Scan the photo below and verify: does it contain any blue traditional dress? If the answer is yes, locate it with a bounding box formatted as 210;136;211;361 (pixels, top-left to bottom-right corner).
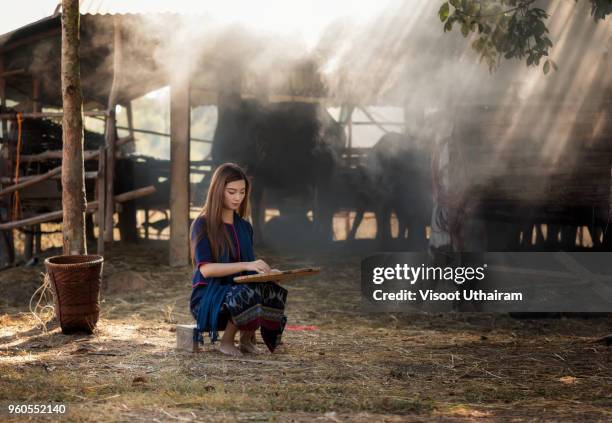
189;211;288;352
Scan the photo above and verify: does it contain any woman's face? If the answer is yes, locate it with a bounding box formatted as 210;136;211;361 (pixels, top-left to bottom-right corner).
223;179;246;211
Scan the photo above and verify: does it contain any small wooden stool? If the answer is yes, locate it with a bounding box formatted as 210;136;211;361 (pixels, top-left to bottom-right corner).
176;324;200;352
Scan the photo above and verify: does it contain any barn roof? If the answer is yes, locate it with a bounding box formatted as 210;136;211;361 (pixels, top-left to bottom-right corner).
0;8;338;111
0;0;425;111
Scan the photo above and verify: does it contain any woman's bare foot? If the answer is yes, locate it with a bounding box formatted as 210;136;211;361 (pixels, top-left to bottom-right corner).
239;341;260;354
218;321;242;356
239;331;260;354
218;341;243;356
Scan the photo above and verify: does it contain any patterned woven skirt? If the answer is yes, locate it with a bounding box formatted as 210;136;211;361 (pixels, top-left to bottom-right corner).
191;282;288;353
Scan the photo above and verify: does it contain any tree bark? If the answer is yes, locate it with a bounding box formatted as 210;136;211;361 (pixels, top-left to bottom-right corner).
169;72;191;267
61;0;86;255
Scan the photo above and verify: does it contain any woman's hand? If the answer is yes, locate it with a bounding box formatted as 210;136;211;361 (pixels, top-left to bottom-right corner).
245;259;271;274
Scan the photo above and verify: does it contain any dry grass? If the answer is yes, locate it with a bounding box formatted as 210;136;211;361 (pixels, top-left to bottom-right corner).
1;240;611;422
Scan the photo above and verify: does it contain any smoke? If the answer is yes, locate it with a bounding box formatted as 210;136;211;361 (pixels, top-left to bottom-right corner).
20;0;612;155
118;1;610;232
16;0;612;244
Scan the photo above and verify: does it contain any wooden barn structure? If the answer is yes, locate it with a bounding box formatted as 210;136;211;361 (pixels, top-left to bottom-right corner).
0;12;195;267
0;10;392;268
1;3;612;270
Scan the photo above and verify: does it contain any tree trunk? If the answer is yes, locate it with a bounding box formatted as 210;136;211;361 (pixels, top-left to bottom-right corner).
169;72;191;267
61;0;86;255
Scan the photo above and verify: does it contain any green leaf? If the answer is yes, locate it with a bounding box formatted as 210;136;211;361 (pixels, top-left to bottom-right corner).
444;20;453;32
461;21;470;37
543;60;550;74
439;2;450;22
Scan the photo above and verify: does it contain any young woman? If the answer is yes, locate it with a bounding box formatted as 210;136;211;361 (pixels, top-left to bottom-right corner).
189;163;288;356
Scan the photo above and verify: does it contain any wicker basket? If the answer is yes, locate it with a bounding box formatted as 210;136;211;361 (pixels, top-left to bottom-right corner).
44;254;104;334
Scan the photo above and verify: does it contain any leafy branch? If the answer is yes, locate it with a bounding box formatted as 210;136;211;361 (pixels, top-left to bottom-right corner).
438;0;610;73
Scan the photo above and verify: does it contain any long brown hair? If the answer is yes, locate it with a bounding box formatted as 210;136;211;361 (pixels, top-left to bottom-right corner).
190;163;251;263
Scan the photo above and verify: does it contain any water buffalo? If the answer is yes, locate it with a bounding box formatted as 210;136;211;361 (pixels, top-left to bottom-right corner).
211;97;345;246
346;132;433;250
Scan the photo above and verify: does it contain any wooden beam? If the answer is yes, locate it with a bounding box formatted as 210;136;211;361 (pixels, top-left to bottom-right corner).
191;86;330;105
358;106;391;134
0;201;100;230
18;136;132;162
0;166;61;198
20;150;96;162
115;125;211;143
351;121;404;126
267;94;326;103
0;69;26;78
1;171;97;184
0;110;108;119
0;150;99;198
169;72;191;267
0;185;156;231
114;186;156;203
188;159;214;166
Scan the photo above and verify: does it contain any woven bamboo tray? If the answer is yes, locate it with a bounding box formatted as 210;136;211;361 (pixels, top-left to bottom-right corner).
234;267;320;283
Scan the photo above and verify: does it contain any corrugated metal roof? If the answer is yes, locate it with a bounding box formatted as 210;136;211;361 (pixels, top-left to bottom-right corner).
77;0;205;15
0;15;59;50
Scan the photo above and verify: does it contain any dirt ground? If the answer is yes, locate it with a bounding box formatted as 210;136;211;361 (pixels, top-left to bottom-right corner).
1;240;611;422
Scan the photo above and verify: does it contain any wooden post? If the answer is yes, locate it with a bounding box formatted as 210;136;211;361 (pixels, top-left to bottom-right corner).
97;146;106;255
25;77;42;260
347;106;353;168
144;207;149;239
102;109;116;245
24;230;34;262
60;0;87;255
117;159;138;242
124;101;135;155
169;72;191;267
103;17;122;244
34;224;41;254
0;55;6;136
32;78;41;113
0;54;14;265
